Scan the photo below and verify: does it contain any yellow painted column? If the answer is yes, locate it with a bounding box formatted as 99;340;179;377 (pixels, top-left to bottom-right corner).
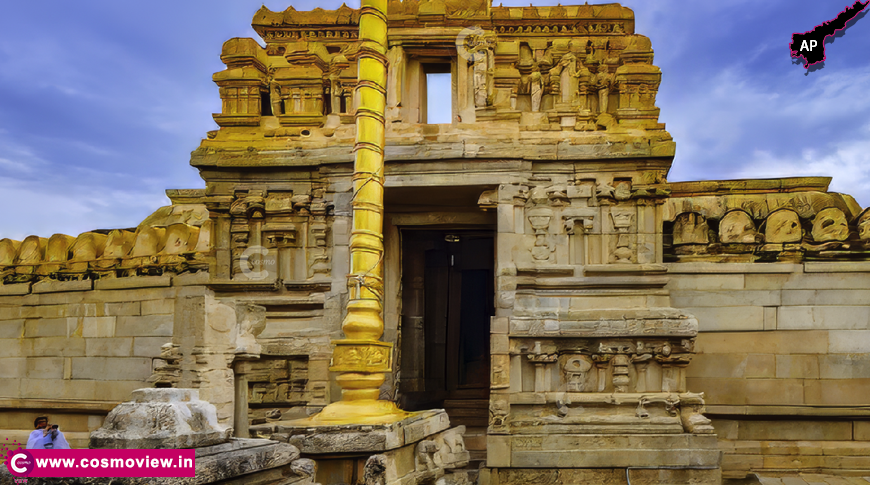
307;0;408;425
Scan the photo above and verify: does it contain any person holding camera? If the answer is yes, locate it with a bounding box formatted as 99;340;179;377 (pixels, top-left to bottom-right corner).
26;416;71;449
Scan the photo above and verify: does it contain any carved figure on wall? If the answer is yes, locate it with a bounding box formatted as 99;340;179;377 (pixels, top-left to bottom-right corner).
557;53;579;105
530;67;543;112
471;36;495;108
474;56;488;107
594;63;614;115
576;62;593;113
610;207;636;263
720;210;758;244
269;81;283;116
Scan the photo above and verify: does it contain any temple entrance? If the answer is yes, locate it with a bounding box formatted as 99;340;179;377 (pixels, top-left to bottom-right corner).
399;229;493;427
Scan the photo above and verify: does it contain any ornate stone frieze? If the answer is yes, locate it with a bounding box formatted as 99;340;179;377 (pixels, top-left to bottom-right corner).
664;177;869;261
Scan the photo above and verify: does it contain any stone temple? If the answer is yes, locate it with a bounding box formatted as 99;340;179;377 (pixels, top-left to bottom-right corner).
1;1;870;484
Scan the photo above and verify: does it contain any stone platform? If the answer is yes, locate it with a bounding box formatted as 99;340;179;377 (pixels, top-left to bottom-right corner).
275;410;470;485
275;410;451;454
484;432;721;485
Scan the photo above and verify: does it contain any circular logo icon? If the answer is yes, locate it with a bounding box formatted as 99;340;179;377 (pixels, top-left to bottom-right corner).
240;246;271;281
7;450;34;477
455;26;491;63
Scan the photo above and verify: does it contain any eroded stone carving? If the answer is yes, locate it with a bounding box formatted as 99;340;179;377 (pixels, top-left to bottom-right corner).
290;458;320;485
363;455;387;485
859;209;870;242
527;207;556;262
766;209;802;243
564;355;593;392
235;303;266;355
90;388;232;449
673;212;709;245
812;207;849;242
720;210;757;244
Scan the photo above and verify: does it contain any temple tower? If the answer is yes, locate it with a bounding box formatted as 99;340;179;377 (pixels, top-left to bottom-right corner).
190;1;721;483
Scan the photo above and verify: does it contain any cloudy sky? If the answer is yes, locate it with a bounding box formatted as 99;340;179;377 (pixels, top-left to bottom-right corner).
1;1;868;240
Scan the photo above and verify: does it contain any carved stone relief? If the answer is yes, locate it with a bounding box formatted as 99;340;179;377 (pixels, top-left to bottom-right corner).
609;207;636;263
673;213;709;245
563;355;593;392
719;210;757;244
527;207;556;262
235;303;267;355
766;209;802;243
812;207;849;242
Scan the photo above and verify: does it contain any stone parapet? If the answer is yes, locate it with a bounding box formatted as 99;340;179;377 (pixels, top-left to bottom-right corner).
0;204;211;285
664;177;869;263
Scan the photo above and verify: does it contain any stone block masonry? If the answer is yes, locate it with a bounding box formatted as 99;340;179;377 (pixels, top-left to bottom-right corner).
668;262;870;479
0;274;207;447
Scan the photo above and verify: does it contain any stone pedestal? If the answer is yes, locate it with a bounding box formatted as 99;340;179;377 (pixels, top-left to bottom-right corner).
85;388;321;485
90;388;231;449
276;410;471;485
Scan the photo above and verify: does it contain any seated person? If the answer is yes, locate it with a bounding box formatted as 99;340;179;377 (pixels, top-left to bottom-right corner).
26;416;71;449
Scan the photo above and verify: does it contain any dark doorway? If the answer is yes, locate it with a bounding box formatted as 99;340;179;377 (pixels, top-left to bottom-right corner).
399;230;493;426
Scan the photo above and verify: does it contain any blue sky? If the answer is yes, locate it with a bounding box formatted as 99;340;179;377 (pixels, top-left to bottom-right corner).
1;1;868;240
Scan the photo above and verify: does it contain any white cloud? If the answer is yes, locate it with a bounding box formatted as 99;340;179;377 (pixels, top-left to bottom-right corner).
0;175;169;241
665;60;870;209
735;128;870;205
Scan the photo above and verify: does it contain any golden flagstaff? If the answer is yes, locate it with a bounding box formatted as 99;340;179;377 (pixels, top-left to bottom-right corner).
306;0;409;425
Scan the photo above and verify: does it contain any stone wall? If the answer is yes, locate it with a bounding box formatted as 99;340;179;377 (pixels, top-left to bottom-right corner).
0;273;208;448
668;261;870;478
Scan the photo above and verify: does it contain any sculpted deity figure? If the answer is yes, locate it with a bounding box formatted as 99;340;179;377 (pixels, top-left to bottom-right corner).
594;64;614;114
471;33;495;108
269;80;283;116
576;62;592;112
549;53;579;106
530;67;543;112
